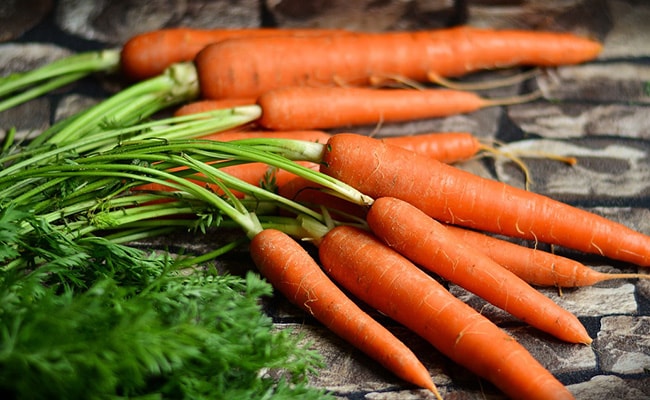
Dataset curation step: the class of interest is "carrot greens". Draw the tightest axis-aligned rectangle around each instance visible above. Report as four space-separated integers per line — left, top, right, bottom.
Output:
0 49 121 113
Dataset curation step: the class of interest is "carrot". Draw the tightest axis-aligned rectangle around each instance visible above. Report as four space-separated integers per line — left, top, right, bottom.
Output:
256 86 537 131
172 97 485 163
319 133 650 267
366 196 590 344
444 224 650 287
204 130 481 164
318 225 575 400
134 161 315 197
199 130 332 144
195 26 602 99
174 98 257 117
380 132 481 164
249 228 441 397
277 175 368 220
120 27 349 81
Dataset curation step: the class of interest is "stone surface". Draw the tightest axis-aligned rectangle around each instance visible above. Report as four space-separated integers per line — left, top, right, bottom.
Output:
1 1 650 399
0 0 53 42
55 0 262 44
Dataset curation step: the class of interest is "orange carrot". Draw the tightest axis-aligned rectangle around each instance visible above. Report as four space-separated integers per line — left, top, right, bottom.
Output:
277 175 368 220
319 133 650 267
172 97 484 163
250 228 441 396
366 196 590 344
445 224 650 287
120 27 349 81
381 132 481 164
174 98 257 117
195 26 602 99
134 161 316 197
318 225 575 400
199 130 332 144
256 86 534 130
203 130 481 164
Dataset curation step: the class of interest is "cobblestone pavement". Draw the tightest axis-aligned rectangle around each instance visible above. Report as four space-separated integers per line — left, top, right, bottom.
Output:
1 1 649 399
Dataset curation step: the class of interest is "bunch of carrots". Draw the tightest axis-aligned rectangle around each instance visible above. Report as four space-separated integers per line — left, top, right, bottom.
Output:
5 23 649 400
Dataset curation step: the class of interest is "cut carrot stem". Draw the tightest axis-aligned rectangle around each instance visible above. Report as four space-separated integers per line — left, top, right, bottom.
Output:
319 133 650 266
318 225 575 400
366 196 591 344
445 224 650 287
256 86 535 131
250 228 441 397
195 26 602 99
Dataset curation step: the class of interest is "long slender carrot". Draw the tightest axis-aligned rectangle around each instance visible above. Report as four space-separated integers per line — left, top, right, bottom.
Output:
444 224 650 287
204 130 482 164
381 132 481 164
195 26 602 99
249 228 441 397
199 130 333 144
318 225 575 400
366 196 590 344
319 133 650 267
120 27 349 81
174 98 257 117
256 86 537 130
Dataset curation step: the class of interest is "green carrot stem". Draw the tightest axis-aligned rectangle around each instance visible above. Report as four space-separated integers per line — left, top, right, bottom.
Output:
0 72 88 113
0 49 120 98
28 62 200 148
228 138 326 163
1 127 16 153
178 153 325 222
0 107 260 178
173 238 247 268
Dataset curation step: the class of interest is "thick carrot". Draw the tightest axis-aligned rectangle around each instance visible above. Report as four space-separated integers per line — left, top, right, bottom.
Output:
196 26 602 99
256 86 534 130
120 27 349 81
319 134 650 267
445 224 650 287
318 225 575 400
366 196 590 344
250 229 441 396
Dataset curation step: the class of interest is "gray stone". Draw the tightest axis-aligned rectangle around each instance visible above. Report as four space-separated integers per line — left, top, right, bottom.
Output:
265 0 461 32
596 316 650 375
601 0 650 58
569 375 650 400
0 0 53 42
507 103 650 139
508 326 597 375
55 0 261 44
0 43 71 76
536 63 650 103
542 283 638 318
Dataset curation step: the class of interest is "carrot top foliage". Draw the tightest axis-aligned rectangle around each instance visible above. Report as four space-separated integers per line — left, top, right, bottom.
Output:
0 220 327 399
